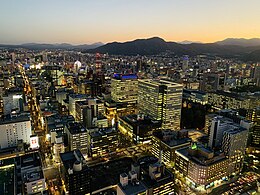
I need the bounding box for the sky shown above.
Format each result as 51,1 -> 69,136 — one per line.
0,0 -> 260,44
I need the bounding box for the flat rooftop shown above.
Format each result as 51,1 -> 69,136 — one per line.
66,122 -> 86,134
153,130 -> 191,147
0,114 -> 30,125
60,149 -> 86,171
118,181 -> 146,195
120,114 -> 161,127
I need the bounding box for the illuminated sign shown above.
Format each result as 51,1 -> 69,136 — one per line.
13,95 -> 23,99
30,136 -> 39,149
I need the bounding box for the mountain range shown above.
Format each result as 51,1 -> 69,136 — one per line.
86,37 -> 260,61
0,42 -> 104,50
1,38 -> 260,62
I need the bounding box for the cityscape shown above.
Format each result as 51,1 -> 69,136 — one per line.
0,0 -> 260,195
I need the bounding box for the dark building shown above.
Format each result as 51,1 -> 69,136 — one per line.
118,114 -> 161,144
60,150 -> 91,195
87,127 -> 118,157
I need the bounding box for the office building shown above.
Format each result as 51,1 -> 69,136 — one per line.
45,114 -> 75,144
175,145 -> 229,189
0,114 -> 31,149
138,79 -> 183,130
222,128 -> 248,174
247,107 -> 260,148
118,114 -> 161,144
137,157 -> 175,195
68,94 -> 89,118
88,127 -> 118,158
75,98 -> 105,128
111,74 -> 138,103
15,152 -> 46,194
65,122 -> 88,155
60,150 -> 91,195
151,130 -> 191,165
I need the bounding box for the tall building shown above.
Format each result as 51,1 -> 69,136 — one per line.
222,128 -> 248,174
0,114 -> 31,149
68,94 -> 89,119
138,79 -> 183,130
111,74 -> 138,103
247,107 -> 260,148
87,127 -> 118,157
65,122 -> 88,155
151,130 -> 191,165
200,73 -> 219,92
60,150 -> 91,195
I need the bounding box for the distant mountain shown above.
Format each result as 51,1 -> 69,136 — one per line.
86,37 -> 252,57
0,42 -> 104,50
216,38 -> 260,47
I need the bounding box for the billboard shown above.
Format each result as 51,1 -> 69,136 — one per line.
30,135 -> 39,149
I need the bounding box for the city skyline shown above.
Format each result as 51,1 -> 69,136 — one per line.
1,0 -> 260,44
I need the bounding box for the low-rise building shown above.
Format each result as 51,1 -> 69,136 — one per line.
119,114 -> 161,144
15,152 -> 46,194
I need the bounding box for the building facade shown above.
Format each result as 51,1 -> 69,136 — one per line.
138,79 -> 183,130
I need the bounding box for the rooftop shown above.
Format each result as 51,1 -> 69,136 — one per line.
90,128 -> 117,139
113,74 -> 138,80
66,122 -> 86,134
0,114 -> 30,125
153,129 -> 191,148
118,181 -> 146,195
60,149 -> 86,171
120,114 -> 161,127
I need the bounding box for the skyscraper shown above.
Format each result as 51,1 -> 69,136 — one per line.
222,128 -> 248,174
138,79 -> 183,130
111,74 -> 138,104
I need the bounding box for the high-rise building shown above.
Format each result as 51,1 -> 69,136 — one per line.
222,128 -> 248,174
60,150 -> 91,195
200,73 -> 219,92
87,127 -> 118,157
247,107 -> 260,148
151,130 -> 191,165
65,122 -> 88,155
0,114 -> 31,149
208,116 -> 249,150
138,79 -> 183,130
68,94 -> 89,118
111,74 -> 138,104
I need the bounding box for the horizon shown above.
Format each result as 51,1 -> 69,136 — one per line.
1,36 -> 260,45
1,0 -> 260,44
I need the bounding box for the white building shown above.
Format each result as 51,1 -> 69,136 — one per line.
0,115 -> 31,149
